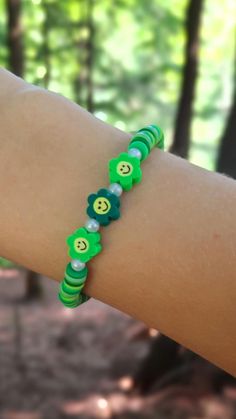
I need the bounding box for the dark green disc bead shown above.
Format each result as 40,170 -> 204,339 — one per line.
136,129 -> 156,149
147,124 -> 164,149
58,293 -> 79,308
59,284 -> 78,300
130,132 -> 151,152
59,292 -> 77,305
127,140 -> 149,161
65,272 -> 87,286
66,263 -> 88,279
61,280 -> 84,295
137,127 -> 156,147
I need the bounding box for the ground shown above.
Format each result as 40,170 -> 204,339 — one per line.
0,269 -> 236,419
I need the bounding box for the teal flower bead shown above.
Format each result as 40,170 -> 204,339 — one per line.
109,152 -> 142,191
87,188 -> 120,226
66,227 -> 101,262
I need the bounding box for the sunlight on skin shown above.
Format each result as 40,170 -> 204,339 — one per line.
149,328 -> 159,337
97,398 -> 108,409
61,396 -> 111,418
118,376 -> 134,391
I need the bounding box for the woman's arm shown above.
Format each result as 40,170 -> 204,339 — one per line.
1,68 -> 236,375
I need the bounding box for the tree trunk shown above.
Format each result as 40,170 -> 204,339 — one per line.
133,334 -> 181,393
170,0 -> 204,158
25,270 -> 43,301
134,0 -> 204,391
6,0 -> 24,77
86,0 -> 95,113
216,69 -> 236,178
74,0 -> 94,112
41,0 -> 51,89
5,0 -> 24,76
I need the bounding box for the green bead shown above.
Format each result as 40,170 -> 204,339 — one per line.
58,293 -> 80,308
59,284 -> 77,299
131,131 -> 154,151
66,263 -> 88,279
147,124 -> 165,149
109,152 -> 142,191
128,140 -> 149,161
65,272 -> 87,286
137,128 -> 156,148
61,280 -> 84,295
87,188 -> 120,226
65,263 -> 88,286
130,132 -> 150,152
66,227 -> 101,263
59,289 -> 78,304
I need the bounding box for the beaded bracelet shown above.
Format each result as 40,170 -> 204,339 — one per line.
58,124 -> 164,308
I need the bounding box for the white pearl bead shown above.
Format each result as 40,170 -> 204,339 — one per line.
108,183 -> 123,197
85,218 -> 100,232
71,259 -> 85,271
128,148 -> 142,160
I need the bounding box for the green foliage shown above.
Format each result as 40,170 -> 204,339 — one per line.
1,0 -> 235,169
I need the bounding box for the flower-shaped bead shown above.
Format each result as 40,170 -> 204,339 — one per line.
109,152 -> 142,191
87,188 -> 120,226
66,227 -> 101,263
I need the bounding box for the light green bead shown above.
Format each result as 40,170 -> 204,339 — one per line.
61,280 -> 84,295
109,152 -> 142,191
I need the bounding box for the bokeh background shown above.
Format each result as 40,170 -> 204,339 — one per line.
0,0 -> 236,418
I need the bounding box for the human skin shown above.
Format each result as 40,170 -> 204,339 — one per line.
0,68 -> 236,375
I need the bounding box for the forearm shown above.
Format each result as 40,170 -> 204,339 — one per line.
1,69 -> 236,375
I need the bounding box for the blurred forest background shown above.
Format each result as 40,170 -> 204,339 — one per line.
0,0 -> 236,418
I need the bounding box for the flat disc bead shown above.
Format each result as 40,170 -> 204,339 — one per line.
137,128 -> 156,148
65,273 -> 86,286
61,281 -> 84,295
66,263 -> 88,278
128,140 -> 149,161
59,286 -> 78,302
65,263 -> 88,285
145,124 -> 164,149
58,293 -> 80,308
131,131 -> 153,151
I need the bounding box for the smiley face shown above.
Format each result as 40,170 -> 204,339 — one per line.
93,197 -> 111,215
74,237 -> 89,254
117,161 -> 134,177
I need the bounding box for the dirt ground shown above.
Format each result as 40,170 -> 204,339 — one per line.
0,269 -> 236,419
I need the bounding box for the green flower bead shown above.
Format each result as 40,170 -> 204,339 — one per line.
109,152 -> 142,191
66,227 -> 101,262
87,188 -> 120,226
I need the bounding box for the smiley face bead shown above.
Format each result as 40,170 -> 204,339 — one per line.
87,188 -> 120,226
109,152 -> 142,191
66,227 -> 101,262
